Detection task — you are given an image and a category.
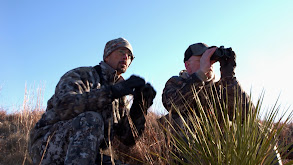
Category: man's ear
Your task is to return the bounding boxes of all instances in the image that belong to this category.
[104,57,108,63]
[184,61,189,69]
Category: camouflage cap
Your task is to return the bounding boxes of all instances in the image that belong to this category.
[184,43,209,62]
[103,37,133,60]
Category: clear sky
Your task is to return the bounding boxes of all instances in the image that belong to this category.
[0,0,293,117]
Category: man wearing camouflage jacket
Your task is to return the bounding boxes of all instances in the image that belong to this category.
[29,37,156,165]
[162,43,253,127]
[161,43,282,165]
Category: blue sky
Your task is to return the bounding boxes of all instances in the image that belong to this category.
[0,1,293,116]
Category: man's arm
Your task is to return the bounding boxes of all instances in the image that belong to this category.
[53,67,115,120]
[218,77,255,121]
[162,47,218,112]
[115,83,156,146]
[37,68,146,129]
[218,49,255,121]
[35,67,113,128]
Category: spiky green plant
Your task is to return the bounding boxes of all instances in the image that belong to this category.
[161,87,293,165]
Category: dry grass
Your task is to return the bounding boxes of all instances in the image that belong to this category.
[0,109,44,165]
[0,109,293,165]
[0,85,44,165]
[109,112,171,165]
[0,86,292,165]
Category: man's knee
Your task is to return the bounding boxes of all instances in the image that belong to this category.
[65,112,105,164]
[72,111,104,135]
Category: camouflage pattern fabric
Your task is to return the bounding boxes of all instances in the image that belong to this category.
[161,70,254,128]
[161,70,283,165]
[29,61,146,165]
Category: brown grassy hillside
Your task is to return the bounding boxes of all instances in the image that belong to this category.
[0,86,292,164]
[0,109,43,165]
[0,109,292,165]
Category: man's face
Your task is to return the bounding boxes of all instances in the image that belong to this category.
[105,47,133,75]
[185,55,214,79]
[185,55,201,75]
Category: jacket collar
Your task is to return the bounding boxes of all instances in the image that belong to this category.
[179,70,215,85]
[99,61,124,84]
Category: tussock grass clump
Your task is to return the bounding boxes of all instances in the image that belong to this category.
[159,89,293,165]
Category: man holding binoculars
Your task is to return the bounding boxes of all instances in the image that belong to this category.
[162,42,250,119]
[161,42,282,165]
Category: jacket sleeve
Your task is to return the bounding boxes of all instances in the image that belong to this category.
[114,96,152,146]
[53,67,114,120]
[218,77,255,121]
[162,73,206,113]
[36,67,113,128]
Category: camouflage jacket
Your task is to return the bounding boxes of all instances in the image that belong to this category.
[162,70,254,122]
[30,61,144,146]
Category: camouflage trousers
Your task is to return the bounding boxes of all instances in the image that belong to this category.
[29,111,106,165]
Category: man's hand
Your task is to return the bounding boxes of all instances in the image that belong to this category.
[199,47,217,74]
[131,83,156,116]
[135,83,156,107]
[219,49,236,78]
[111,75,145,99]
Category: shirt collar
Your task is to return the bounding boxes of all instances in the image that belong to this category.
[99,61,124,84]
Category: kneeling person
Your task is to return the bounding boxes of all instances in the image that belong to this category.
[29,38,156,165]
